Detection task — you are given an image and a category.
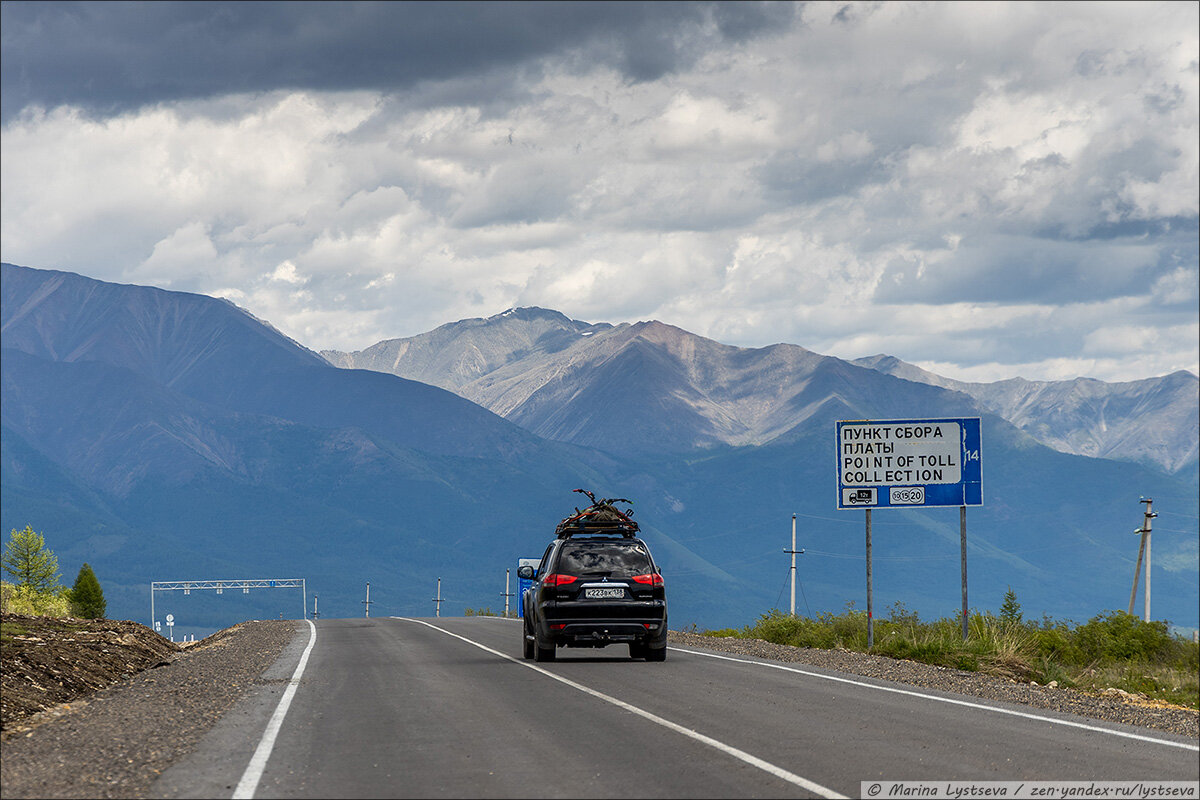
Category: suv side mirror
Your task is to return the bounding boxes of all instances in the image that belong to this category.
[517,565,535,580]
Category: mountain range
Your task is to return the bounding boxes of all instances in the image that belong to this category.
[3,263,1198,636]
[853,355,1198,474]
[321,307,1198,474]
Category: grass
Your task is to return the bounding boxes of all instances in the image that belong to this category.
[704,603,1199,710]
[1,620,31,642]
[463,606,517,618]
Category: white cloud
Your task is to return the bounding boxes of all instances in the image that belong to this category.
[1082,324,1160,356]
[1151,267,1200,306]
[135,222,218,284]
[1,2,1195,381]
[269,260,307,285]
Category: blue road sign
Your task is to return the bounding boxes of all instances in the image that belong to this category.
[517,558,540,617]
[836,417,982,510]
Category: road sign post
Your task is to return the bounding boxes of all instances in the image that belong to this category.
[866,508,873,648]
[837,418,983,644]
[960,505,968,641]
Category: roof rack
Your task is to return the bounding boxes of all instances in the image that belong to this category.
[554,489,640,538]
[554,518,639,538]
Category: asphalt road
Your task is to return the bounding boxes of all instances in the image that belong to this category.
[155,617,1199,799]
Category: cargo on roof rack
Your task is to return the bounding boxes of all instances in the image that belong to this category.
[554,518,638,538]
[554,489,640,538]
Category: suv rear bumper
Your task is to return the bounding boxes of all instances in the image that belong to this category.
[534,600,667,648]
[553,620,666,645]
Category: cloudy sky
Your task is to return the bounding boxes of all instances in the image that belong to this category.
[2,1,1197,383]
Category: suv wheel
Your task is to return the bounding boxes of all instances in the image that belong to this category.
[522,627,535,660]
[645,646,667,662]
[533,628,556,662]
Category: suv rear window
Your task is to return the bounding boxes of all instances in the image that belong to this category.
[556,541,653,578]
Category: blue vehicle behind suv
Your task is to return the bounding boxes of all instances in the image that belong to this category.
[519,492,668,662]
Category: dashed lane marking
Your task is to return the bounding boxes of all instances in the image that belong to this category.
[395,617,847,799]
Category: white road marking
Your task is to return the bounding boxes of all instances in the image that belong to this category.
[670,646,1200,752]
[396,617,847,800]
[233,619,318,799]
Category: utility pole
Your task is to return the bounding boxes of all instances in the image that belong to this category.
[1132,496,1152,623]
[433,577,442,618]
[1129,498,1156,621]
[1143,498,1154,622]
[1129,521,1146,616]
[362,582,372,618]
[783,513,804,616]
[502,569,514,618]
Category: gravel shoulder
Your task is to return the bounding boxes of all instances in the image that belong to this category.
[1,616,298,799]
[1,619,1194,799]
[669,630,1199,739]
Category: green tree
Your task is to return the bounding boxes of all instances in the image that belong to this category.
[71,562,107,619]
[2,526,61,594]
[999,586,1023,625]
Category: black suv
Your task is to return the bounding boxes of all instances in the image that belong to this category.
[519,494,667,662]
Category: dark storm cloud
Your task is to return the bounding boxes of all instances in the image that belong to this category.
[0,0,794,122]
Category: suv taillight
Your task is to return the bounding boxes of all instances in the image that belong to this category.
[631,573,663,586]
[543,573,578,586]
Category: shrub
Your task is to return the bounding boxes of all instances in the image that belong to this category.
[1072,611,1172,663]
[1,581,72,616]
[704,602,1197,709]
[1030,619,1081,664]
[702,627,741,638]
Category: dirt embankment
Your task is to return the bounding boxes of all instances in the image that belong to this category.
[2,614,299,799]
[1,613,182,731]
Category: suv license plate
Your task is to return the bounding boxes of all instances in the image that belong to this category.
[585,587,625,599]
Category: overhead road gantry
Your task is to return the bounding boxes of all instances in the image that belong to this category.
[150,578,307,628]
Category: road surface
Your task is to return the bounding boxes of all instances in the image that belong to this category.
[155,616,1200,799]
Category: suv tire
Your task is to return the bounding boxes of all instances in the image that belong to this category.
[645,646,667,662]
[522,627,535,660]
[534,628,556,662]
